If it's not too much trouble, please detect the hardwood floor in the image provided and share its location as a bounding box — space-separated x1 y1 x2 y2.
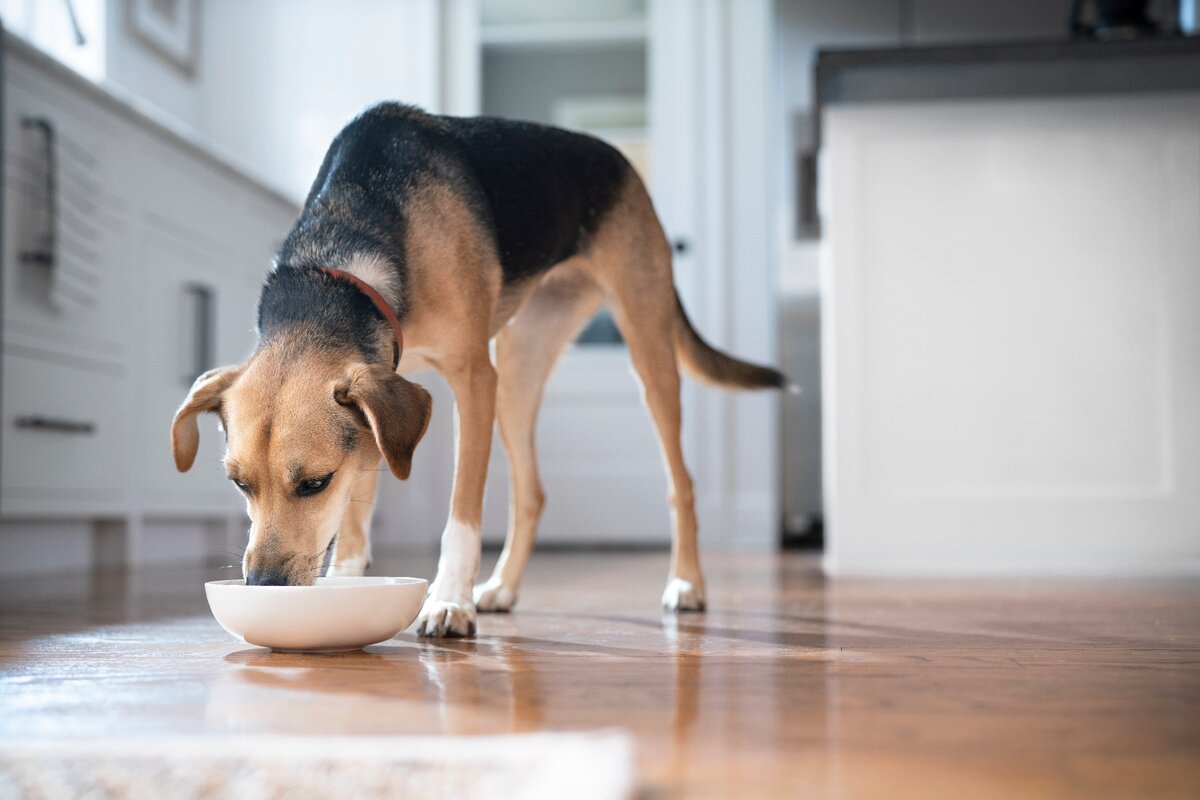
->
1 550 1198 798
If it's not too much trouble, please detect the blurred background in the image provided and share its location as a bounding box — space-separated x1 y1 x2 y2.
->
1 0 1197 579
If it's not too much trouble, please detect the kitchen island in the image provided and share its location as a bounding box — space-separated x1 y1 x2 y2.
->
816 36 1200 576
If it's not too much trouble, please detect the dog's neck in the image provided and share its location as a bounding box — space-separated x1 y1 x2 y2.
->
319 266 404 369
257 261 402 369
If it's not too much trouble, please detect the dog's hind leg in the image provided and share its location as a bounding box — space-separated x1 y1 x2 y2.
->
475 265 603 612
594 180 706 612
327 462 380 576
614 305 706 612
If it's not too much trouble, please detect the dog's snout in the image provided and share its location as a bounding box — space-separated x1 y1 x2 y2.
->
245 570 290 586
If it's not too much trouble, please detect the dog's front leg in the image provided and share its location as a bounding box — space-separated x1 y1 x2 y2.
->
327 462 380 576
417 353 496 637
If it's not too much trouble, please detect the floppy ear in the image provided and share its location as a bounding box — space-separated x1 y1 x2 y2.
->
171 365 243 472
335 364 433 480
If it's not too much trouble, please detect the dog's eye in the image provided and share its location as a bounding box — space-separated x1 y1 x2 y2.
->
296 472 334 497
230 478 252 495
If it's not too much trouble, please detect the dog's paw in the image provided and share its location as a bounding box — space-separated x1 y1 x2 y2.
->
326 555 369 577
416 599 477 637
661 578 706 613
473 577 517 613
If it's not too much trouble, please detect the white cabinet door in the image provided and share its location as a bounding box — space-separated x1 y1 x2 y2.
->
822 93 1200 575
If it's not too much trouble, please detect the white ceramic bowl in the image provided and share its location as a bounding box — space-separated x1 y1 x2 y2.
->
205 576 428 652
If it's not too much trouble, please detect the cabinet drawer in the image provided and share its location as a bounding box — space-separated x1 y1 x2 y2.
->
1 352 128 513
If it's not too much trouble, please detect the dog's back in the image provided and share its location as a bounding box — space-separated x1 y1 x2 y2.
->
278 103 632 288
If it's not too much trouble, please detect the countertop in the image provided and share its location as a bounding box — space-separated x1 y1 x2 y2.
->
815 35 1200 107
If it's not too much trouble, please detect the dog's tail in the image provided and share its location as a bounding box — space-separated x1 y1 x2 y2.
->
672 291 788 391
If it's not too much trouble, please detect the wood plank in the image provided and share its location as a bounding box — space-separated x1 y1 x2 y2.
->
1 551 1197 798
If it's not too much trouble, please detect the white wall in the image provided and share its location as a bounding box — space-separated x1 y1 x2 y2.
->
197 0 441 204
0 0 106 81
100 0 443 203
104 1 201 129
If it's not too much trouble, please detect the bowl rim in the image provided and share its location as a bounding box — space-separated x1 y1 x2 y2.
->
205 577 428 590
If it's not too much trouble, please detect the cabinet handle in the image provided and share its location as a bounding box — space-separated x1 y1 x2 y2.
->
20 116 58 267
183 283 215 385
14 416 96 435
797 150 821 240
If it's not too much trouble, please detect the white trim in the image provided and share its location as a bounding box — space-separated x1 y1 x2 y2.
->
440 0 481 116
824 553 1200 579
480 19 647 49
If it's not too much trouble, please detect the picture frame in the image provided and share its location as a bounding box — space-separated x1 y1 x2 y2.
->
125 0 198 77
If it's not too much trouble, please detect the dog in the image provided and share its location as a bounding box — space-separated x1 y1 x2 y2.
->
171 103 784 637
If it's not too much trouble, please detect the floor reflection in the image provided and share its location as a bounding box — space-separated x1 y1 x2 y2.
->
11 551 1188 797
204 612 793 767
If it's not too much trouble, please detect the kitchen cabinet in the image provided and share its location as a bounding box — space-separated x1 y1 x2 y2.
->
0 33 298 568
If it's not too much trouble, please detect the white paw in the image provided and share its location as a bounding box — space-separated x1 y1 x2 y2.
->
326 555 368 577
416 599 477 637
473 577 517 612
662 578 706 613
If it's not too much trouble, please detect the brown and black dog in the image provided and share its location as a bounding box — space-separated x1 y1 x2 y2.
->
171 103 783 637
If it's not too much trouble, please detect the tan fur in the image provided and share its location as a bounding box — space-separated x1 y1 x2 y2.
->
171 342 429 586
171 169 767 632
476 175 710 611
171 365 243 472
582 177 707 603
329 465 380 574
335 362 432 481
476 264 604 611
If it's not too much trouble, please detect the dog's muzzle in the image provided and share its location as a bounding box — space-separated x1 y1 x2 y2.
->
245 570 289 586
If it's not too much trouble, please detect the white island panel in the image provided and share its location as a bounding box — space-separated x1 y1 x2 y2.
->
822 92 1200 575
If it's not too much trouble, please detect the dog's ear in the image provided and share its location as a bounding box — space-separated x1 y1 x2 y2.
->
171 365 243 472
335 364 433 480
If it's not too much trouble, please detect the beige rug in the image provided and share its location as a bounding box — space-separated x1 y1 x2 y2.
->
0 731 635 800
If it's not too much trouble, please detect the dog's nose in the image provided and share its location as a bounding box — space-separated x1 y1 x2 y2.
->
245 570 289 586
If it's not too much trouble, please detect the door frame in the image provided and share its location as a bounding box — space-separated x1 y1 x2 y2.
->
424 0 781 552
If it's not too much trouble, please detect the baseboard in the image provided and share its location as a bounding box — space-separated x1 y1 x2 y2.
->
0 521 93 578
823 551 1200 578
0 515 247 578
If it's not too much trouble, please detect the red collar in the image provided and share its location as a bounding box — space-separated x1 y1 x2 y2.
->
320 267 404 369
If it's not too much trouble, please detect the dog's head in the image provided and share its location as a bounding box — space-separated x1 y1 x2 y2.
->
170 345 431 585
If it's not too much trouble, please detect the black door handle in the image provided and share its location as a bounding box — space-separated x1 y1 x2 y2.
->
14 416 96 435
20 116 58 267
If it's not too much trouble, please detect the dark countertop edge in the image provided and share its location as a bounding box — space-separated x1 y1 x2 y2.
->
802 34 1200 220
813 34 1200 121
5 31 300 212
816 34 1200 74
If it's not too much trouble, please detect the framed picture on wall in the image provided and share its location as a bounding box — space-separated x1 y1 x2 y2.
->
126 0 198 76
